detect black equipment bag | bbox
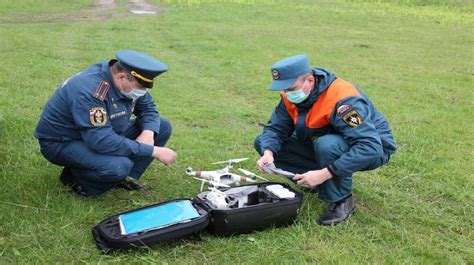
[92,182,302,253]
[194,182,302,236]
[92,199,210,254]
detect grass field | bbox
[0,0,473,263]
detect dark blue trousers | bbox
[254,133,383,202]
[39,117,172,196]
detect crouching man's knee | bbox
[98,157,134,181]
[313,134,349,168]
[154,117,172,147]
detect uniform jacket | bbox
[259,68,397,177]
[35,60,161,157]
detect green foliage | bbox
[347,0,473,9]
[0,113,3,139]
[0,0,472,263]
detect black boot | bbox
[319,195,355,226]
[59,167,75,186]
[59,167,89,197]
[116,179,143,191]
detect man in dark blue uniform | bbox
[254,55,396,225]
[35,50,177,197]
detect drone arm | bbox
[242,176,257,183]
[186,167,218,180]
[229,174,257,183]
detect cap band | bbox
[131,70,157,83]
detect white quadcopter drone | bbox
[185,158,268,191]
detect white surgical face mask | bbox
[285,81,309,104]
[121,78,147,100]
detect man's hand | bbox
[136,130,155,146]
[256,150,275,170]
[152,147,177,165]
[292,168,333,189]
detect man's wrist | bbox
[263,149,273,156]
[152,146,161,158]
[141,129,154,136]
[322,167,333,181]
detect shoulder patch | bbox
[89,107,107,126]
[343,110,362,127]
[336,104,352,115]
[92,80,110,101]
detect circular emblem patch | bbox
[89,107,107,127]
[271,69,280,80]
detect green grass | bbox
[0,0,93,16]
[0,0,473,263]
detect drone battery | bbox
[92,199,210,254]
[194,182,303,236]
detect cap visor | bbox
[268,78,298,91]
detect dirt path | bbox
[0,0,162,24]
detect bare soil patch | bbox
[0,0,162,24]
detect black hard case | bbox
[92,182,302,253]
[195,182,302,236]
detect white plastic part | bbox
[266,184,284,192]
[206,191,229,209]
[266,185,295,199]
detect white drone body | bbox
[186,168,255,186]
[186,158,268,191]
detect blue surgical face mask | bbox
[122,88,147,101]
[121,79,147,101]
[285,81,309,104]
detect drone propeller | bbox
[212,158,249,165]
[238,168,269,182]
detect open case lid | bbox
[92,199,210,254]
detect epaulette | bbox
[92,80,110,101]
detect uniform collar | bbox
[295,68,337,109]
[313,68,337,92]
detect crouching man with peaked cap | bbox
[35,50,176,197]
[254,55,397,225]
